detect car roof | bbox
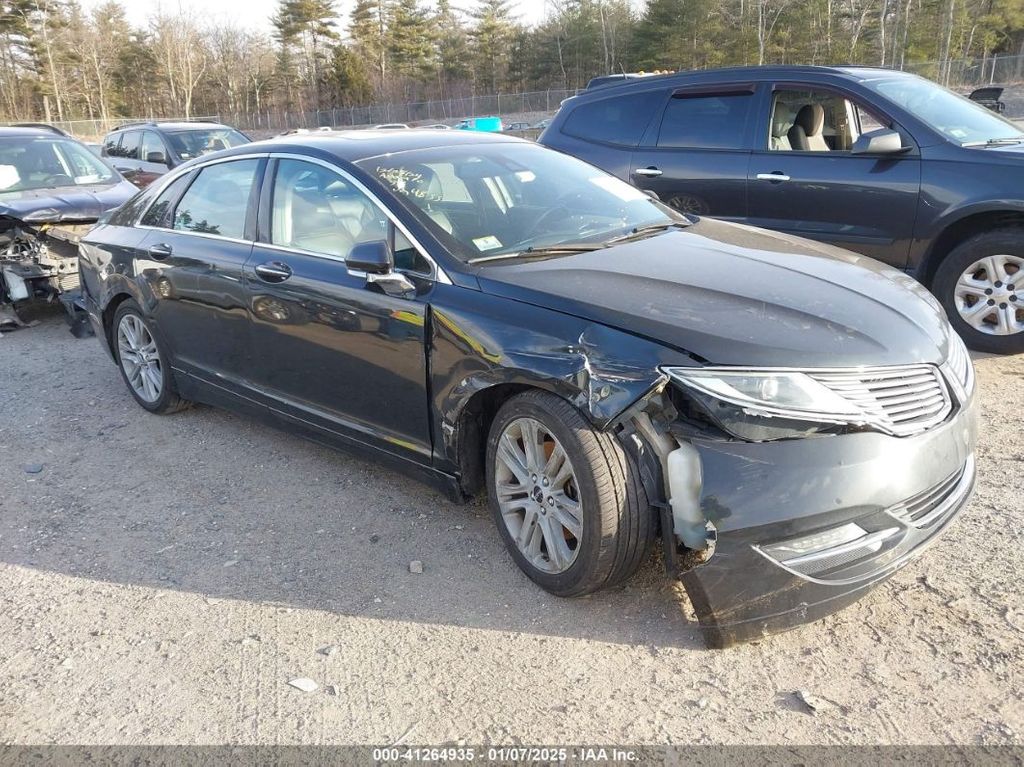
[0,126,73,139]
[573,64,917,98]
[213,129,527,164]
[111,121,233,133]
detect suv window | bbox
[141,131,166,164]
[173,159,259,238]
[118,130,141,160]
[769,89,890,152]
[103,133,121,157]
[562,90,663,146]
[141,173,192,227]
[656,93,753,149]
[267,159,428,267]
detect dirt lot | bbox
[0,308,1021,746]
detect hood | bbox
[0,180,137,223]
[475,218,953,368]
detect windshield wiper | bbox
[604,220,690,245]
[468,243,606,265]
[962,137,1024,147]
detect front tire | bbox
[933,229,1024,354]
[112,299,190,414]
[485,390,654,597]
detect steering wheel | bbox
[43,173,74,186]
[523,205,571,240]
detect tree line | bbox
[1,0,1023,125]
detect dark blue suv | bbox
[540,66,1024,354]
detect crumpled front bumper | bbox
[679,389,979,648]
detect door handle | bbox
[634,166,663,177]
[254,261,293,283]
[756,172,791,182]
[147,243,173,260]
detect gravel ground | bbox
[0,307,1021,746]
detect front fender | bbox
[426,284,694,475]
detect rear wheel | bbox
[485,390,653,597]
[933,229,1024,354]
[112,299,190,414]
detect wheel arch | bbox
[919,208,1024,287]
[101,291,136,355]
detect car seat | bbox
[788,104,829,151]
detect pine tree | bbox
[469,0,518,92]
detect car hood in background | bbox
[475,218,952,368]
[0,180,138,223]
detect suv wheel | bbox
[933,229,1024,354]
[112,299,191,414]
[485,390,653,597]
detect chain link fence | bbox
[17,55,1024,140]
[222,89,576,134]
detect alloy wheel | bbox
[954,254,1023,336]
[494,417,583,574]
[117,314,163,403]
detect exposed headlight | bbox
[662,367,867,425]
[944,333,975,399]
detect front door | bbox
[746,85,922,266]
[244,157,433,461]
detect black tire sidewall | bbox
[933,231,1024,354]
[485,394,610,596]
[112,300,177,413]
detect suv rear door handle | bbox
[634,167,663,177]
[756,172,791,182]
[254,261,293,283]
[148,243,173,260]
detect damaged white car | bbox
[0,126,136,329]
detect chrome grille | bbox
[886,455,975,529]
[809,365,952,436]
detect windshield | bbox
[165,128,250,160]
[0,136,117,193]
[865,75,1024,145]
[357,143,685,262]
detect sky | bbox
[78,0,562,34]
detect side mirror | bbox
[851,128,908,156]
[345,240,393,274]
[346,240,416,296]
[146,151,166,164]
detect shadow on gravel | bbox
[0,316,707,651]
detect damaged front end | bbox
[617,356,978,648]
[0,214,93,333]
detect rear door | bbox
[137,157,265,392]
[745,83,922,266]
[628,85,758,220]
[542,88,666,180]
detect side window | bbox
[173,159,259,238]
[656,93,753,149]
[270,159,388,260]
[103,133,122,157]
[769,89,891,152]
[141,174,192,227]
[119,130,141,160]
[562,91,663,146]
[393,226,430,274]
[141,132,166,164]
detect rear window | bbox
[656,93,754,149]
[562,90,663,146]
[118,130,141,160]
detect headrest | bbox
[795,104,825,136]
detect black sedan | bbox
[78,131,978,646]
